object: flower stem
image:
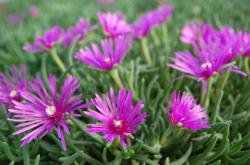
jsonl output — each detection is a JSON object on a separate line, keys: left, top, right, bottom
{"left": 162, "top": 23, "right": 168, "bottom": 47}
{"left": 140, "top": 38, "right": 153, "bottom": 66}
{"left": 151, "top": 28, "right": 161, "bottom": 47}
{"left": 216, "top": 71, "right": 230, "bottom": 98}
{"left": 68, "top": 38, "right": 78, "bottom": 76}
{"left": 50, "top": 49, "right": 66, "bottom": 72}
{"left": 244, "top": 58, "right": 250, "bottom": 77}
{"left": 22, "top": 146, "right": 30, "bottom": 165}
{"left": 79, "top": 151, "right": 102, "bottom": 165}
{"left": 203, "top": 78, "right": 213, "bottom": 110}
{"left": 110, "top": 68, "right": 123, "bottom": 89}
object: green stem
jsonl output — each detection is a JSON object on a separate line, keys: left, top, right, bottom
{"left": 110, "top": 68, "right": 123, "bottom": 89}
{"left": 140, "top": 38, "right": 153, "bottom": 66}
{"left": 151, "top": 28, "right": 161, "bottom": 47}
{"left": 216, "top": 71, "right": 230, "bottom": 98}
{"left": 68, "top": 38, "right": 78, "bottom": 76}
{"left": 211, "top": 91, "right": 223, "bottom": 124}
{"left": 2, "top": 106, "right": 15, "bottom": 131}
{"left": 70, "top": 117, "right": 103, "bottom": 144}
{"left": 162, "top": 23, "right": 168, "bottom": 47}
{"left": 41, "top": 55, "right": 49, "bottom": 86}
{"left": 79, "top": 151, "right": 102, "bottom": 165}
{"left": 34, "top": 155, "right": 40, "bottom": 165}
{"left": 66, "top": 135, "right": 102, "bottom": 165}
{"left": 50, "top": 49, "right": 66, "bottom": 72}
{"left": 23, "top": 146, "right": 30, "bottom": 165}
{"left": 203, "top": 78, "right": 213, "bottom": 110}
{"left": 244, "top": 58, "right": 250, "bottom": 77}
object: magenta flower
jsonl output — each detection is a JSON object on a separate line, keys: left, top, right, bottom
{"left": 168, "top": 43, "right": 246, "bottom": 92}
{"left": 236, "top": 31, "right": 250, "bottom": 57}
{"left": 8, "top": 14, "right": 22, "bottom": 25}
{"left": 180, "top": 23, "right": 238, "bottom": 53}
{"left": 85, "top": 88, "right": 146, "bottom": 149}
{"left": 132, "top": 15, "right": 153, "bottom": 40}
{"left": 172, "top": 23, "right": 245, "bottom": 92}
{"left": 180, "top": 22, "right": 214, "bottom": 44}
{"left": 23, "top": 26, "right": 64, "bottom": 53}
{"left": 29, "top": 6, "right": 39, "bottom": 16}
{"left": 98, "top": 12, "right": 132, "bottom": 38}
{"left": 132, "top": 5, "right": 174, "bottom": 40}
{"left": 0, "top": 65, "right": 28, "bottom": 107}
{"left": 8, "top": 74, "right": 89, "bottom": 151}
{"left": 167, "top": 92, "right": 210, "bottom": 131}
{"left": 199, "top": 26, "right": 241, "bottom": 65}
{"left": 180, "top": 23, "right": 201, "bottom": 44}
{"left": 63, "top": 18, "right": 93, "bottom": 47}
{"left": 150, "top": 5, "right": 174, "bottom": 26}
{"left": 75, "top": 36, "right": 131, "bottom": 70}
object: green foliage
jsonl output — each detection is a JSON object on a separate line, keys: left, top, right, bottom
{"left": 0, "top": 0, "right": 250, "bottom": 164}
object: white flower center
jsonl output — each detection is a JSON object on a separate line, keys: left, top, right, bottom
{"left": 9, "top": 90, "right": 17, "bottom": 97}
{"left": 104, "top": 58, "right": 110, "bottom": 63}
{"left": 201, "top": 62, "right": 212, "bottom": 69}
{"left": 45, "top": 106, "right": 56, "bottom": 116}
{"left": 177, "top": 122, "right": 183, "bottom": 127}
{"left": 114, "top": 120, "right": 122, "bottom": 127}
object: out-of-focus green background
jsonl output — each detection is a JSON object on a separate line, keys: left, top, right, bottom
{"left": 0, "top": 0, "right": 249, "bottom": 70}
{"left": 1, "top": 0, "right": 250, "bottom": 164}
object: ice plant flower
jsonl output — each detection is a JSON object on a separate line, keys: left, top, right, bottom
{"left": 98, "top": 12, "right": 132, "bottom": 38}
{"left": 168, "top": 42, "right": 246, "bottom": 92}
{"left": 29, "top": 6, "right": 39, "bottom": 16}
{"left": 8, "top": 14, "right": 22, "bottom": 25}
{"left": 0, "top": 65, "right": 28, "bottom": 107}
{"left": 149, "top": 5, "right": 174, "bottom": 26}
{"left": 167, "top": 92, "right": 210, "bottom": 131}
{"left": 8, "top": 74, "right": 89, "bottom": 151}
{"left": 236, "top": 31, "right": 250, "bottom": 57}
{"left": 132, "top": 14, "right": 153, "bottom": 40}
{"left": 75, "top": 36, "right": 131, "bottom": 70}
{"left": 180, "top": 22, "right": 214, "bottom": 44}
{"left": 63, "top": 18, "right": 93, "bottom": 47}
{"left": 180, "top": 23, "right": 238, "bottom": 54}
{"left": 85, "top": 88, "right": 146, "bottom": 149}
{"left": 132, "top": 5, "right": 174, "bottom": 40}
{"left": 23, "top": 26, "right": 64, "bottom": 53}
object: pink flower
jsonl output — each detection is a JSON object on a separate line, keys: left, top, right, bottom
{"left": 29, "top": 6, "right": 39, "bottom": 16}
{"left": 23, "top": 26, "right": 64, "bottom": 53}
{"left": 180, "top": 22, "right": 214, "bottom": 44}
{"left": 63, "top": 18, "right": 93, "bottom": 47}
{"left": 75, "top": 36, "right": 132, "bottom": 70}
{"left": 150, "top": 5, "right": 174, "bottom": 26}
{"left": 168, "top": 43, "right": 246, "bottom": 92}
{"left": 85, "top": 88, "right": 146, "bottom": 149}
{"left": 8, "top": 74, "right": 89, "bottom": 150}
{"left": 172, "top": 23, "right": 246, "bottom": 92}
{"left": 236, "top": 31, "right": 250, "bottom": 57}
{"left": 8, "top": 14, "right": 22, "bottom": 25}
{"left": 167, "top": 92, "right": 210, "bottom": 131}
{"left": 132, "top": 15, "right": 153, "bottom": 40}
{"left": 0, "top": 65, "right": 28, "bottom": 107}
{"left": 98, "top": 12, "right": 132, "bottom": 38}
{"left": 132, "top": 5, "right": 174, "bottom": 40}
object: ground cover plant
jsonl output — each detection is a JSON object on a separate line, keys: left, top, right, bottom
{"left": 1, "top": 0, "right": 250, "bottom": 164}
